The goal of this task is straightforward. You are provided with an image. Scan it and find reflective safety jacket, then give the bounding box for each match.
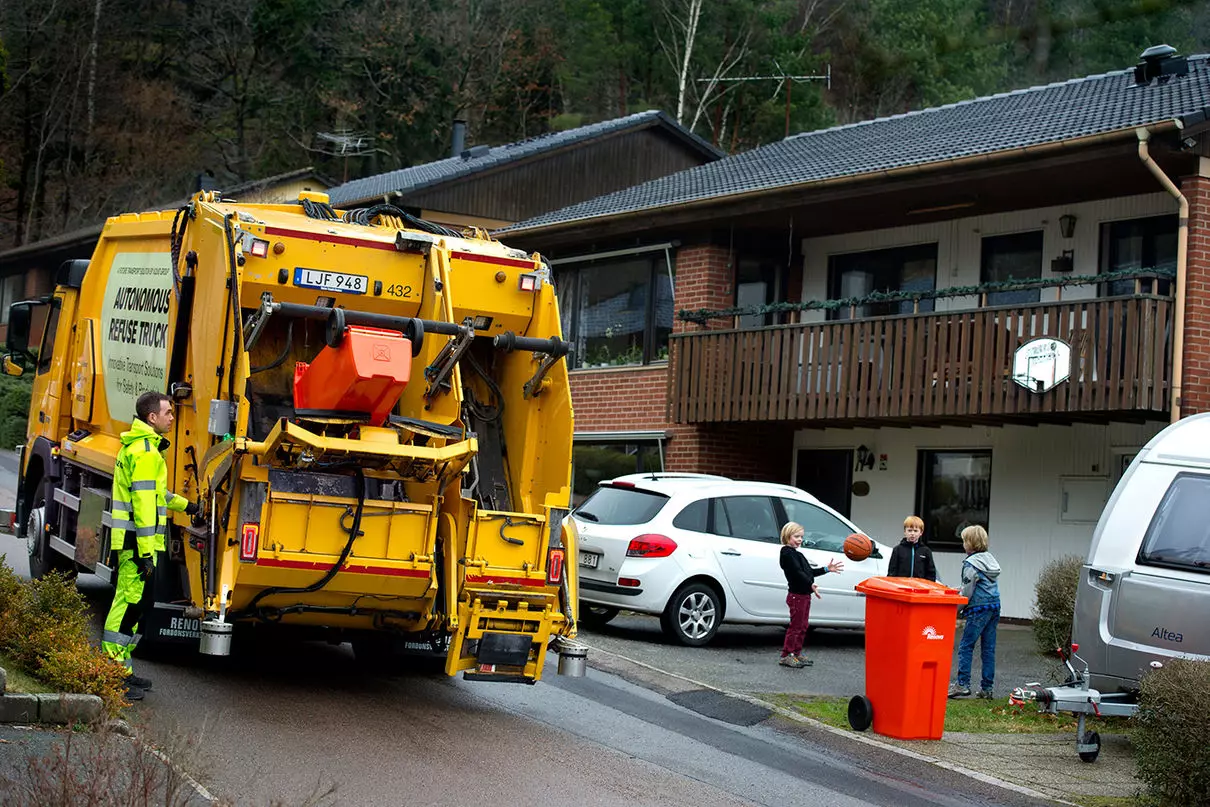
[110,418,189,557]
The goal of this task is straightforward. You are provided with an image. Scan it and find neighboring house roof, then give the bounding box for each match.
[327,110,724,207]
[0,167,331,268]
[505,55,1210,234]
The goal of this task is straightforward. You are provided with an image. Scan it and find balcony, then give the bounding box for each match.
[668,293,1173,425]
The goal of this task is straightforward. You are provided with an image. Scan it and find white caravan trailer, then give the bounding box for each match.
[1073,412,1210,694]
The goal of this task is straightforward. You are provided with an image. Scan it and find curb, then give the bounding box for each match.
[0,667,105,726]
[582,644,1078,807]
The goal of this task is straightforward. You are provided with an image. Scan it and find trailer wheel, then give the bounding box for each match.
[848,695,874,732]
[1078,730,1101,763]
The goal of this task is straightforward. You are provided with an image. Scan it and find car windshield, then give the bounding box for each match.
[574,485,669,526]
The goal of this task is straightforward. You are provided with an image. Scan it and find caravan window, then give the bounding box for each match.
[1137,473,1210,575]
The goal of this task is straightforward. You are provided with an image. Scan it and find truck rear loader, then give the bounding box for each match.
[3,190,585,684]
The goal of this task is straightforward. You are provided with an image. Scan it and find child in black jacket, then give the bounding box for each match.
[887,515,937,581]
[778,521,844,668]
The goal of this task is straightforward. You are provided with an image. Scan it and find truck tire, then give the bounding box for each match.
[660,582,722,646]
[580,605,619,627]
[26,505,50,579]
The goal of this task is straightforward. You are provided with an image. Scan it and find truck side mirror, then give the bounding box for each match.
[6,301,34,356]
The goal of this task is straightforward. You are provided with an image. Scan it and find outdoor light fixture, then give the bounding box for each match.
[1059,214,1078,239]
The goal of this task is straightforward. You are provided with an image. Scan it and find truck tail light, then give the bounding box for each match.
[626,534,677,558]
[546,547,565,585]
[240,523,259,562]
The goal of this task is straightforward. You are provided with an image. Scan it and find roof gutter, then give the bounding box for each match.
[505,121,1184,238]
[1136,124,1189,423]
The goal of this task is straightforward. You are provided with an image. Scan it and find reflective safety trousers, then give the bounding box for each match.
[102,550,148,667]
[111,418,189,557]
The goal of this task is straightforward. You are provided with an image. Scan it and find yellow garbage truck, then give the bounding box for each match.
[3,190,584,684]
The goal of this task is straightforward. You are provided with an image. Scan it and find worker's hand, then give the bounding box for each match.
[827,558,845,573]
[812,583,821,600]
[184,500,200,516]
[136,554,155,581]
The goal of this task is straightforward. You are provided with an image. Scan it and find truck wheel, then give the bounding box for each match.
[660,582,721,646]
[580,606,619,627]
[26,505,50,579]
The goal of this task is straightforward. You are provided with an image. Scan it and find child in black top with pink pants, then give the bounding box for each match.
[778,521,844,668]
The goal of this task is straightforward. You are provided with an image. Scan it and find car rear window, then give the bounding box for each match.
[574,485,669,526]
[1138,472,1210,574]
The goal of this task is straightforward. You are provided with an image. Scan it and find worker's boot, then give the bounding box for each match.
[122,681,146,701]
[127,673,154,690]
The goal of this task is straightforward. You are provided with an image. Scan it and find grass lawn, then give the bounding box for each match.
[0,650,54,694]
[761,692,1132,735]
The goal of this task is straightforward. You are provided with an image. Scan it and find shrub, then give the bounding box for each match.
[1134,658,1210,806]
[1031,554,1083,656]
[0,562,127,716]
[0,372,33,449]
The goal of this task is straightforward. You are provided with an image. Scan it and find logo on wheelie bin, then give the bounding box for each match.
[921,625,946,640]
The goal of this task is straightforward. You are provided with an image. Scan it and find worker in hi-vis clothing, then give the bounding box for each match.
[103,390,199,700]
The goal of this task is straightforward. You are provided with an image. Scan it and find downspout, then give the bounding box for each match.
[1136,126,1188,423]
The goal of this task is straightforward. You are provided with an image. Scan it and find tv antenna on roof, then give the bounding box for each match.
[698,61,831,138]
[314,130,377,181]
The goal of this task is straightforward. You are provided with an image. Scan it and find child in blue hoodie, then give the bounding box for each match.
[949,525,1001,699]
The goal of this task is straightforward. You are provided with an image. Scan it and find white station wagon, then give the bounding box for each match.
[568,473,891,645]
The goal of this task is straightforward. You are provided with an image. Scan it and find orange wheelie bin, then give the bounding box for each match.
[848,577,967,740]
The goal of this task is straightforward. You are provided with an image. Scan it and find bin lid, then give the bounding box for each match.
[855,576,967,604]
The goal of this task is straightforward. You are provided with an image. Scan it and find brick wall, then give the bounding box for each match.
[569,366,671,433]
[664,422,795,482]
[672,244,733,333]
[1181,174,1210,417]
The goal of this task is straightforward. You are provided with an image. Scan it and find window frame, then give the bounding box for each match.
[915,449,993,552]
[826,243,938,320]
[1098,214,1177,298]
[716,495,781,544]
[555,251,674,370]
[980,230,1043,306]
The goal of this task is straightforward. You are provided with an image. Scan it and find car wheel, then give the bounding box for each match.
[661,582,722,646]
[580,605,619,627]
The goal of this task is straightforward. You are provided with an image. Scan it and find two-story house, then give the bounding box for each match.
[502,46,1210,619]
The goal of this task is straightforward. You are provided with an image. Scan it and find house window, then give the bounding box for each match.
[556,252,673,369]
[571,439,663,507]
[916,449,992,551]
[1100,215,1176,297]
[735,256,786,328]
[0,274,23,325]
[981,231,1043,306]
[827,244,937,320]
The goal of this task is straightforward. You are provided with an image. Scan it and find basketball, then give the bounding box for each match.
[843,533,874,562]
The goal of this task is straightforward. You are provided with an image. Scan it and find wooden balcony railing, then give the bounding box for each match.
[668,295,1173,424]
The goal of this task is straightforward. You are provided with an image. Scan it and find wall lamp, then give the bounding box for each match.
[1059,214,1078,239]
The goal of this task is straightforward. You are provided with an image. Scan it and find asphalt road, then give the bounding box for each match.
[0,530,1055,807]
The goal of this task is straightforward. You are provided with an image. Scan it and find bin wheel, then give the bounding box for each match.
[848,695,874,732]
[1078,730,1101,763]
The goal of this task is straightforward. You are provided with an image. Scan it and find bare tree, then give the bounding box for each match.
[657,0,704,124]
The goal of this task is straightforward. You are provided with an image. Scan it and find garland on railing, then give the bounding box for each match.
[677,267,1176,324]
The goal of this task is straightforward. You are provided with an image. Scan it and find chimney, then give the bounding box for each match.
[1134,44,1188,86]
[451,119,467,158]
